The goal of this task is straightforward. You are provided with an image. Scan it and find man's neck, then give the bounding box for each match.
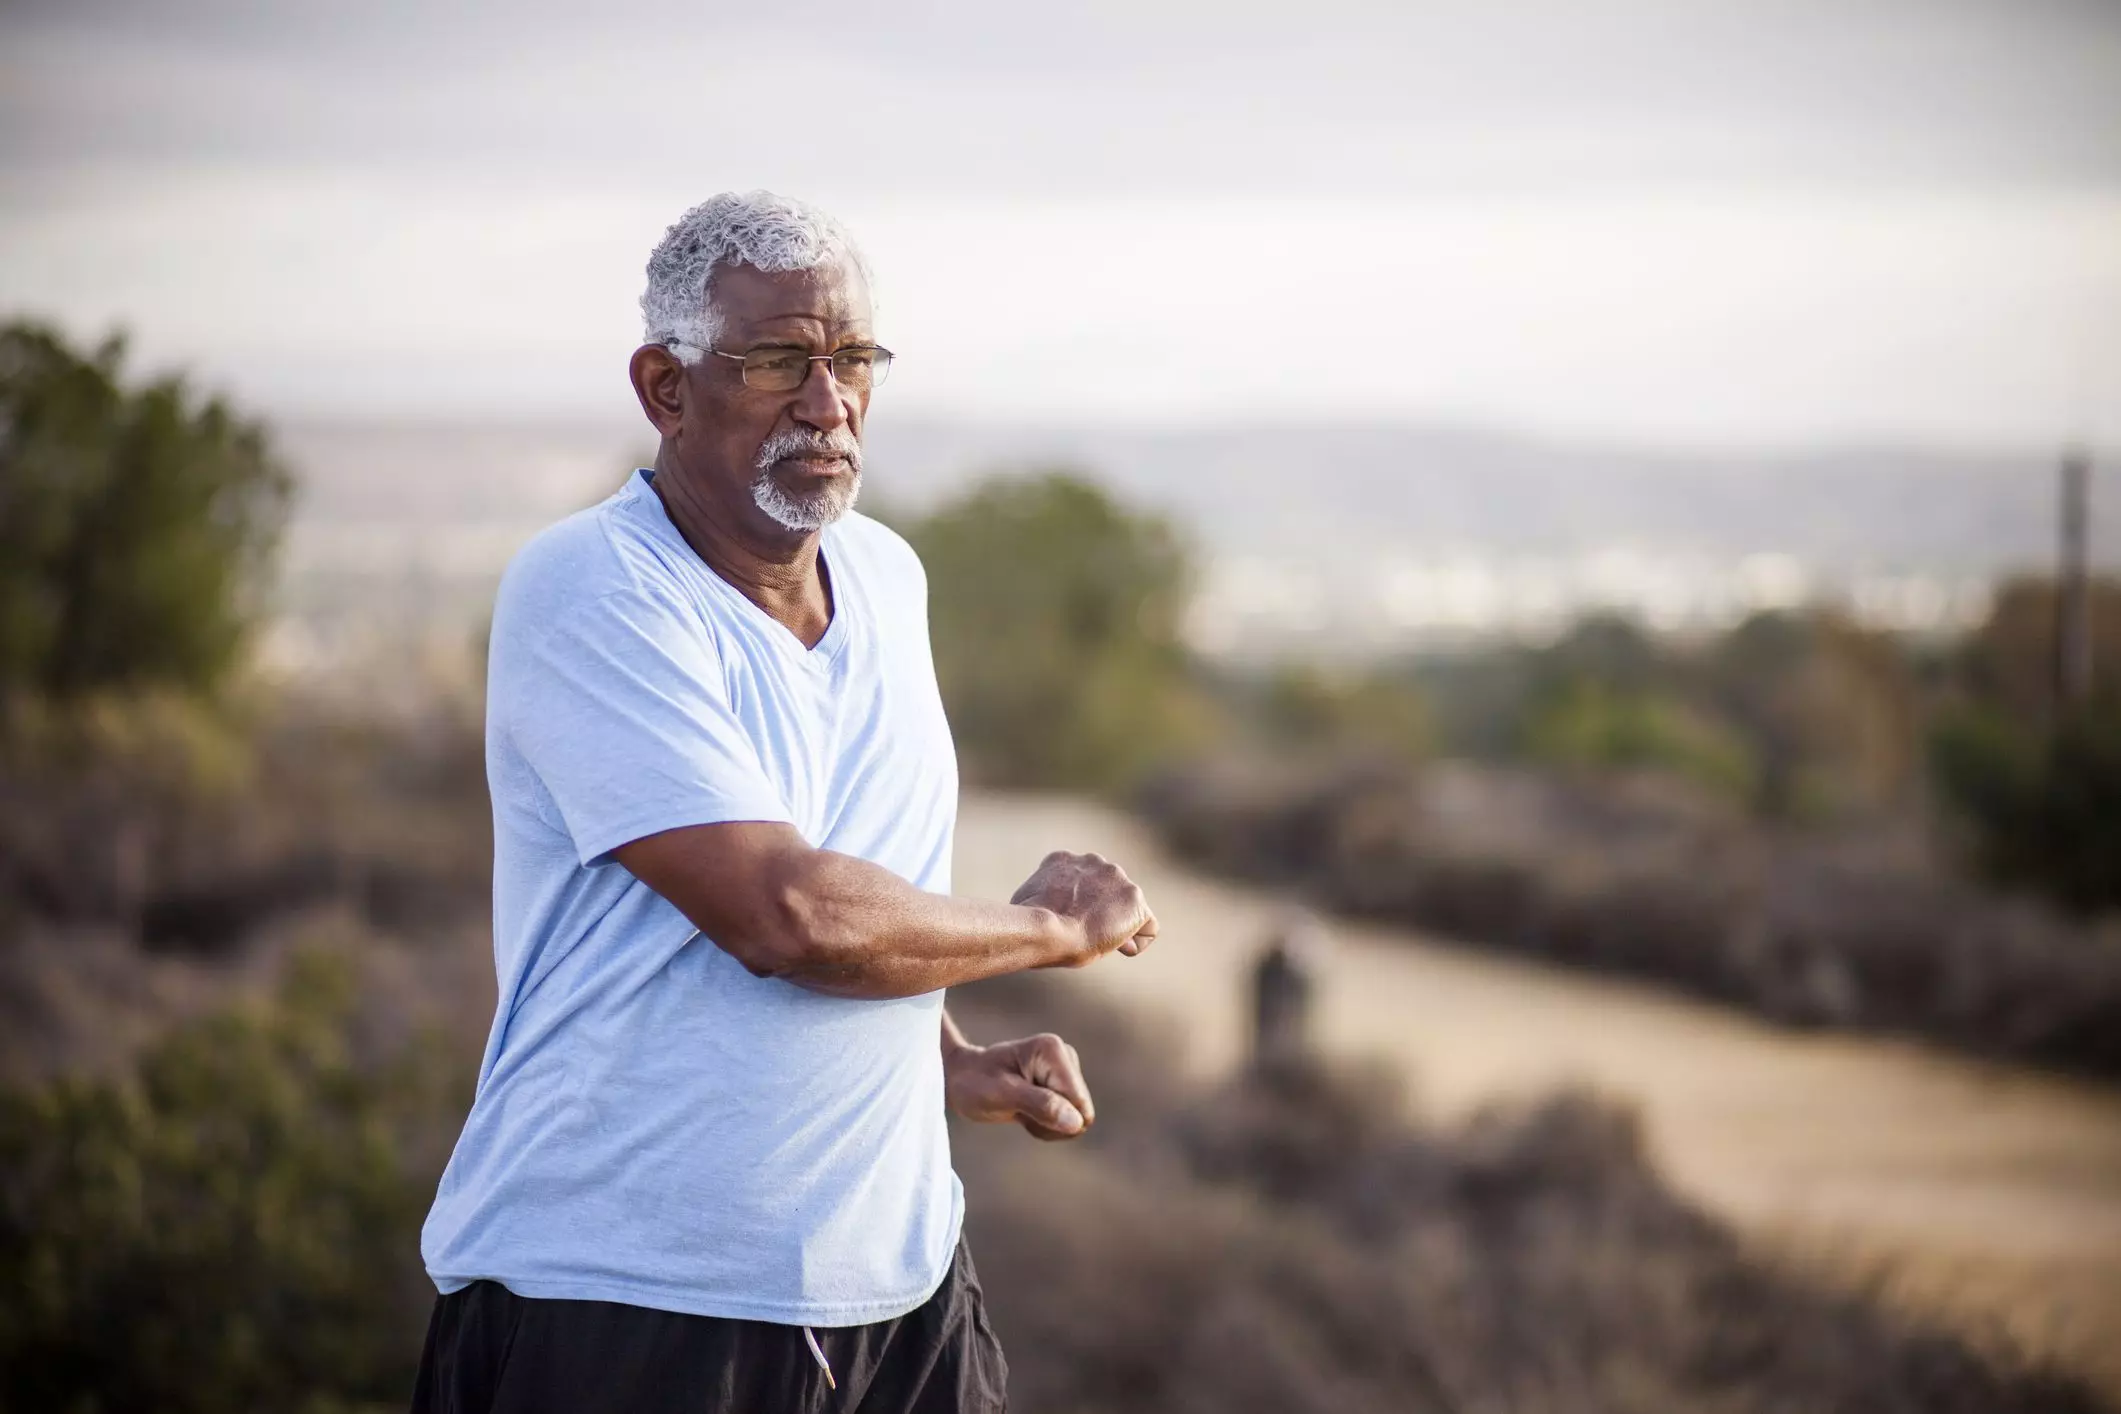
[649,456,834,647]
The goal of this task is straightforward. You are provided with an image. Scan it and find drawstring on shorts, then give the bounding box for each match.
[802,1326,837,1390]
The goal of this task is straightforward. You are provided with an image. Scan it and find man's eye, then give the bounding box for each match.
[749,351,806,373]
[834,350,877,371]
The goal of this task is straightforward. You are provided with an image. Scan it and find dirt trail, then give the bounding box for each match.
[956,793,2121,1394]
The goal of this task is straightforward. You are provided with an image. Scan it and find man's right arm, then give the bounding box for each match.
[613,822,1156,1000]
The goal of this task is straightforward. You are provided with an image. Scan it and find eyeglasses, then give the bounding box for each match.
[707,344,894,393]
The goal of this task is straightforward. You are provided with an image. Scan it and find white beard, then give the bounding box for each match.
[751,464,862,531]
[750,429,864,532]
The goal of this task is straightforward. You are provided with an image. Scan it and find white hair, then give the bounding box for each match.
[640,190,872,364]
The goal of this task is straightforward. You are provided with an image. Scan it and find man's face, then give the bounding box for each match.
[671,259,874,536]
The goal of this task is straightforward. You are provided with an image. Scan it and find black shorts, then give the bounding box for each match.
[409,1239,1008,1414]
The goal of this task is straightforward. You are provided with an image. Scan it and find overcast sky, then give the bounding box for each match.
[3,0,2118,450]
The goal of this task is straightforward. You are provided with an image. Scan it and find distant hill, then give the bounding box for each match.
[269,417,2115,664]
[861,420,2116,572]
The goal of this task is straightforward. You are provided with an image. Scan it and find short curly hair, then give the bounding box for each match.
[639,190,873,363]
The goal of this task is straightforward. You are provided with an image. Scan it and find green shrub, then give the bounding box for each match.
[1932,703,2121,914]
[1252,665,1432,766]
[0,950,463,1414]
[1415,611,1920,820]
[0,321,290,703]
[1522,679,1757,800]
[1956,576,2121,722]
[909,472,1214,792]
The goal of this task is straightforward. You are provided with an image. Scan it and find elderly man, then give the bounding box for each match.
[414,191,1158,1414]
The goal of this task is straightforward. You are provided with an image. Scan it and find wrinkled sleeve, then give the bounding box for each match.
[496,586,793,867]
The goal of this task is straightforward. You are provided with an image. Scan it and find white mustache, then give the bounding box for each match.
[755,428,863,475]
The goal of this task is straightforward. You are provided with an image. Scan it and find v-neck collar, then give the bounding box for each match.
[630,468,851,667]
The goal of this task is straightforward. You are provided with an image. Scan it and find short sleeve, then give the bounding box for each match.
[495,587,793,866]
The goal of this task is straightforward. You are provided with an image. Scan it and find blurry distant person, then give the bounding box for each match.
[413,192,1160,1414]
[1250,908,1326,1070]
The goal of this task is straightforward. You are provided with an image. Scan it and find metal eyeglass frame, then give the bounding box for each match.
[706,345,894,391]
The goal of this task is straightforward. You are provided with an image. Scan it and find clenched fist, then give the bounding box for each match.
[944,1030,1096,1141]
[1011,851,1158,965]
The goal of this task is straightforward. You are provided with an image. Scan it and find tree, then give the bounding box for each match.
[1930,702,2121,914]
[1520,679,1756,800]
[1254,664,1431,766]
[907,472,1212,792]
[1706,612,1920,819]
[0,321,291,702]
[1959,574,2121,721]
[1929,577,2121,914]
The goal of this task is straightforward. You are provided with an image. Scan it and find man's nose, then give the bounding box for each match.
[792,357,851,430]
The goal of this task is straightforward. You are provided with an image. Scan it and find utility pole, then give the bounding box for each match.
[2055,446,2092,711]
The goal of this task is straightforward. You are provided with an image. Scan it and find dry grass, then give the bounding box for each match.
[1139,755,2121,1079]
[949,973,2106,1414]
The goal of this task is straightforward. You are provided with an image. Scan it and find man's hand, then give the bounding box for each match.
[1010,851,1158,965]
[944,1031,1096,1141]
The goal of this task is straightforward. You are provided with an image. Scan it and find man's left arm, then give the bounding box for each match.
[941,1008,1094,1141]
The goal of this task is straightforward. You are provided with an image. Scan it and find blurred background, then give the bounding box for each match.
[3,2,2119,1410]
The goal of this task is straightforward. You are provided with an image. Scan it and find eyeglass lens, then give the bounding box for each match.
[742,348,892,393]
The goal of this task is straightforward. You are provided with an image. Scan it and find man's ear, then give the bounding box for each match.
[629,344,689,437]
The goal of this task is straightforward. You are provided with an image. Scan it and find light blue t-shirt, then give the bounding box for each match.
[421,467,964,1326]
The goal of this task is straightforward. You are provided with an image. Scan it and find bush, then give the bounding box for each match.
[1249,664,1432,766]
[1522,679,1756,801]
[1932,703,2121,915]
[0,667,2103,1410]
[1413,611,1922,821]
[1704,611,1921,820]
[0,912,2103,1411]
[1922,575,2121,914]
[953,974,2106,1414]
[0,321,290,703]
[0,950,465,1414]
[908,472,1215,792]
[1956,576,2121,722]
[1139,757,2121,1077]
[0,693,491,966]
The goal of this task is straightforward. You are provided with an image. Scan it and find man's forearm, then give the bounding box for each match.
[764,846,1084,999]
[614,820,1150,1002]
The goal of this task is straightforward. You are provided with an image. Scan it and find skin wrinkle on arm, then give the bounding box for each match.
[767,844,1075,997]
